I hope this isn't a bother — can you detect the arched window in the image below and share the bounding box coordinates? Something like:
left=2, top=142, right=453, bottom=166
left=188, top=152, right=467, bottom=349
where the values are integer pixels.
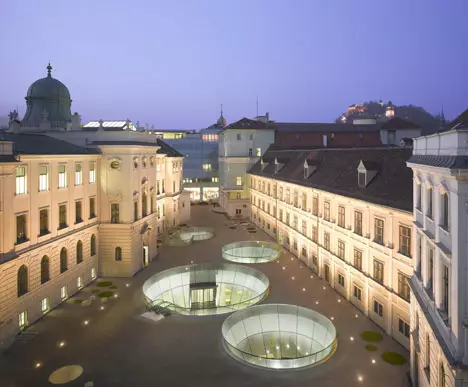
left=90, top=234, right=96, bottom=256
left=17, top=265, right=28, bottom=297
left=142, top=191, right=147, bottom=217
left=60, top=247, right=68, bottom=273
left=115, top=247, right=122, bottom=261
left=40, top=256, right=50, bottom=284
left=76, top=240, right=83, bottom=264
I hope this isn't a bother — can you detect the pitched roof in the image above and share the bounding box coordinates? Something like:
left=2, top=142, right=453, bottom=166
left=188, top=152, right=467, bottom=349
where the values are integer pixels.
left=381, top=117, right=420, bottom=130
left=274, top=122, right=381, bottom=133
left=449, top=108, right=468, bottom=130
left=156, top=138, right=184, bottom=157
left=3, top=133, right=99, bottom=155
left=249, top=147, right=413, bottom=212
left=224, top=117, right=273, bottom=130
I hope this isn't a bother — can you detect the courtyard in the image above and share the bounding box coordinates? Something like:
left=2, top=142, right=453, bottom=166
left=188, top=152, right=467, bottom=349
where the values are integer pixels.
left=0, top=206, right=410, bottom=386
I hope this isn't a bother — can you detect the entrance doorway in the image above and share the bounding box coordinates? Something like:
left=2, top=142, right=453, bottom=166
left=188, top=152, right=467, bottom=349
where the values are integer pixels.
left=189, top=283, right=217, bottom=309
left=324, top=264, right=330, bottom=283
left=143, top=246, right=149, bottom=267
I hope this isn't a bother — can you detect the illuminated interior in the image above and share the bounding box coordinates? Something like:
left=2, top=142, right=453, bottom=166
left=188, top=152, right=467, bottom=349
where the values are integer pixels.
left=166, top=227, right=214, bottom=246
left=222, top=241, right=282, bottom=264
left=143, top=263, right=270, bottom=316
left=222, top=304, right=336, bottom=369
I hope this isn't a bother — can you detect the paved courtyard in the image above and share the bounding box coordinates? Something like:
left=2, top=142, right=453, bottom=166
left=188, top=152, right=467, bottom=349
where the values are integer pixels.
left=0, top=206, right=410, bottom=387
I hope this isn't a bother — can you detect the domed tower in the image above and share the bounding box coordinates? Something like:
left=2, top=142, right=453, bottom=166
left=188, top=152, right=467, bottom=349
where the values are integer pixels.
left=22, top=63, right=72, bottom=128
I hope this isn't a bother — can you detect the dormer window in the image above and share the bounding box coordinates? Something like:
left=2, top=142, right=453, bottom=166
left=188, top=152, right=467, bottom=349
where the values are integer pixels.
left=274, top=157, right=285, bottom=174
left=357, top=160, right=379, bottom=188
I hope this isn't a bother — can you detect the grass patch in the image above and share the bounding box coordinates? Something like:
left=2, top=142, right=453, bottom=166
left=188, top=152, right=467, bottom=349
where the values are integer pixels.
left=365, top=344, right=378, bottom=351
left=361, top=331, right=383, bottom=342
left=97, top=291, right=115, bottom=298
left=382, top=352, right=406, bottom=365
left=110, top=285, right=117, bottom=289
left=73, top=299, right=83, bottom=304
left=96, top=281, right=113, bottom=288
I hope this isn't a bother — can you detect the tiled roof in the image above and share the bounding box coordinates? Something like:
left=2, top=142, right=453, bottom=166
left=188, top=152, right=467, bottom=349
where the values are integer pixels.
left=4, top=133, right=99, bottom=155
left=381, top=117, right=420, bottom=130
left=156, top=138, right=184, bottom=157
left=250, top=146, right=413, bottom=212
left=225, top=118, right=273, bottom=130
left=275, top=122, right=380, bottom=133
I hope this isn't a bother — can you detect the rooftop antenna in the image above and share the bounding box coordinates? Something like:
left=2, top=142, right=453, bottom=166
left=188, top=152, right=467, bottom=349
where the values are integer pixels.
left=256, top=95, right=259, bottom=117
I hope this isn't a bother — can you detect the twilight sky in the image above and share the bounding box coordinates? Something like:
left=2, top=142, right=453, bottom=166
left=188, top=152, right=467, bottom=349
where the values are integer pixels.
left=1, top=0, right=467, bottom=129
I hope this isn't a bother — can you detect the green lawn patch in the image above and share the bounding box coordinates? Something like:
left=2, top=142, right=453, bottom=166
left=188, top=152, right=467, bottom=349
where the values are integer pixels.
left=97, top=291, right=115, bottom=298
left=361, top=331, right=383, bottom=342
left=96, top=281, right=113, bottom=288
left=365, top=344, right=378, bottom=351
left=382, top=352, right=406, bottom=365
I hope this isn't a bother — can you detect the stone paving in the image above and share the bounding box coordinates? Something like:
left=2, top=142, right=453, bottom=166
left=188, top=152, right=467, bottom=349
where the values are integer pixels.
left=0, top=205, right=410, bottom=386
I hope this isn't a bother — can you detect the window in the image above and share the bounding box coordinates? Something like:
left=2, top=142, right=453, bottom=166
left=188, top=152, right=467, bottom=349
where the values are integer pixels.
left=294, top=191, right=298, bottom=207
left=293, top=240, right=298, bottom=251
left=91, top=268, right=96, bottom=280
left=111, top=203, right=120, bottom=223
left=59, top=204, right=67, bottom=228
left=40, top=256, right=50, bottom=284
left=373, top=300, right=383, bottom=317
left=18, top=311, right=27, bottom=329
left=60, top=286, right=68, bottom=300
left=398, top=318, right=410, bottom=338
left=58, top=165, right=67, bottom=188
left=75, top=163, right=82, bottom=185
left=142, top=157, right=147, bottom=168
left=76, top=240, right=83, bottom=264
left=338, top=273, right=345, bottom=287
left=150, top=157, right=155, bottom=167
left=416, top=183, right=421, bottom=209
left=202, top=163, right=212, bottom=171
left=324, top=232, right=330, bottom=251
left=398, top=272, right=410, bottom=301
left=134, top=201, right=138, bottom=221
left=75, top=201, right=82, bottom=223
left=150, top=193, right=154, bottom=213
left=212, top=177, right=218, bottom=183
left=427, top=187, right=433, bottom=218
left=427, top=247, right=434, bottom=296
left=60, top=248, right=68, bottom=273
left=399, top=225, right=411, bottom=257
left=115, top=247, right=122, bottom=261
left=90, top=234, right=96, bottom=256
left=172, top=181, right=176, bottom=193
left=248, top=148, right=252, bottom=157
left=373, top=260, right=384, bottom=284
left=89, top=161, right=95, bottom=183
left=39, top=165, right=48, bottom=191
left=235, top=209, right=242, bottom=215
left=301, top=247, right=307, bottom=258
left=293, top=215, right=298, bottom=229
left=236, top=176, right=242, bottom=186
left=17, top=265, right=28, bottom=297
left=354, top=249, right=362, bottom=270
left=442, top=265, right=449, bottom=315
left=374, top=218, right=384, bottom=245
left=236, top=133, right=241, bottom=140
left=338, top=206, right=345, bottom=228
left=142, top=191, right=148, bottom=217
left=324, top=264, right=330, bottom=283
left=337, top=240, right=345, bottom=260
left=16, top=214, right=27, bottom=244
left=324, top=201, right=330, bottom=221
left=249, top=134, right=254, bottom=141
left=426, top=334, right=431, bottom=380
left=41, top=297, right=50, bottom=314
left=358, top=172, right=366, bottom=187
left=301, top=220, right=307, bottom=235
left=15, top=166, right=26, bottom=194
left=77, top=276, right=83, bottom=289
left=312, top=195, right=319, bottom=216
left=256, top=148, right=261, bottom=157
left=353, top=285, right=362, bottom=301
left=354, top=211, right=362, bottom=235
left=312, top=226, right=318, bottom=243
left=133, top=158, right=138, bottom=169
left=89, top=197, right=96, bottom=218
left=39, top=208, right=49, bottom=236
left=236, top=192, right=241, bottom=200
left=441, top=193, right=449, bottom=230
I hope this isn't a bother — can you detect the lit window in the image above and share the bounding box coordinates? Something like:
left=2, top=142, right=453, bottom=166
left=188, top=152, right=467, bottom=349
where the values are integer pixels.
left=58, top=165, right=67, bottom=188
left=15, top=166, right=26, bottom=195
left=60, top=285, right=68, bottom=300
left=236, top=176, right=242, bottom=186
left=91, top=268, right=96, bottom=280
left=18, top=311, right=27, bottom=329
left=77, top=276, right=83, bottom=288
left=75, top=163, right=82, bottom=185
left=39, top=166, right=48, bottom=191
left=202, top=164, right=212, bottom=171
left=41, top=297, right=50, bottom=314
left=89, top=161, right=95, bottom=184
left=256, top=148, right=261, bottom=157
left=211, top=177, right=218, bottom=183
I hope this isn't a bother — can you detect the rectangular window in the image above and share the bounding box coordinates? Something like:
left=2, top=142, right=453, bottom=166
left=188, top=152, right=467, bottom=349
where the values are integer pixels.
left=16, top=166, right=26, bottom=194
left=312, top=195, right=319, bottom=215
left=324, top=232, right=330, bottom=251
left=75, top=163, right=82, bottom=185
left=89, top=197, right=96, bottom=218
left=77, top=276, right=83, bottom=289
left=442, top=193, right=449, bottom=230
left=236, top=192, right=241, bottom=200
left=18, top=311, right=27, bottom=329
left=16, top=214, right=27, bottom=244
left=279, top=209, right=283, bottom=222
left=41, top=297, right=50, bottom=314
left=293, top=215, right=298, bottom=229
left=337, top=240, right=345, bottom=260
left=374, top=218, right=384, bottom=245
left=39, top=165, right=48, bottom=191
left=373, top=260, right=384, bottom=284
left=399, top=225, right=411, bottom=257
left=301, top=247, right=307, bottom=258
left=302, top=220, right=307, bottom=236
left=294, top=191, right=298, bottom=207
left=338, top=273, right=345, bottom=287
left=338, top=206, right=345, bottom=228
left=150, top=194, right=154, bottom=213
left=91, top=268, right=96, bottom=280
left=302, top=193, right=307, bottom=210
left=248, top=148, right=252, bottom=157
left=75, top=201, right=82, bottom=223
left=416, top=183, right=421, bottom=209
left=442, top=265, right=449, bottom=315
left=60, top=286, right=68, bottom=300
left=256, top=148, right=261, bottom=157
left=427, top=187, right=433, bottom=218
left=89, top=161, right=96, bottom=184
left=354, top=211, right=362, bottom=235
left=354, top=249, right=362, bottom=270
left=236, top=133, right=241, bottom=140
left=134, top=201, right=138, bottom=221
left=358, top=172, right=366, bottom=187
left=248, top=134, right=253, bottom=140
left=58, top=165, right=67, bottom=188
left=111, top=203, right=120, bottom=224
left=236, top=176, right=242, bottom=186
left=398, top=272, right=410, bottom=301
left=312, top=226, right=318, bottom=243
left=59, top=204, right=67, bottom=229
left=324, top=201, right=330, bottom=221
left=353, top=285, right=362, bottom=301
left=427, top=247, right=434, bottom=296
left=398, top=318, right=410, bottom=338
left=202, top=163, right=212, bottom=171
left=39, top=208, right=49, bottom=236
left=373, top=300, right=383, bottom=317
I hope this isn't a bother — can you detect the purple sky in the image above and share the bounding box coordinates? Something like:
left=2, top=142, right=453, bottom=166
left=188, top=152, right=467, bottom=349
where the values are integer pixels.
left=1, top=0, right=467, bottom=129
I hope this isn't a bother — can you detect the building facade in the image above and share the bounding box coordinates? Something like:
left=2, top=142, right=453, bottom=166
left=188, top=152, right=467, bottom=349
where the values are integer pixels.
left=249, top=147, right=415, bottom=349
left=407, top=109, right=468, bottom=387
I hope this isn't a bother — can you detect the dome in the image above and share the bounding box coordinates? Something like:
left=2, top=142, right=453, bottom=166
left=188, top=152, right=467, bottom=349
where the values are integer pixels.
left=27, top=75, right=70, bottom=100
